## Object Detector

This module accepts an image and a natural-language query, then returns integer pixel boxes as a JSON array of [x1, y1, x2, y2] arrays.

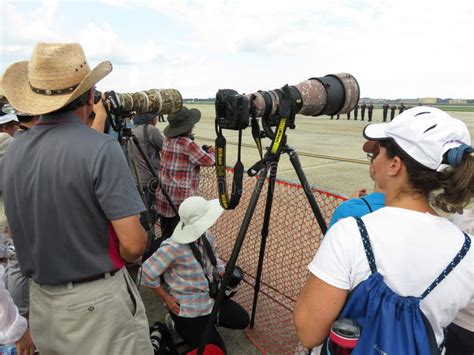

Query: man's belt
[[72, 269, 119, 285]]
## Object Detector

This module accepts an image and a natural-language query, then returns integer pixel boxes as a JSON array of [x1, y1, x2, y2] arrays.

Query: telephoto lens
[[96, 88, 183, 117], [249, 73, 359, 118], [112, 89, 183, 115]]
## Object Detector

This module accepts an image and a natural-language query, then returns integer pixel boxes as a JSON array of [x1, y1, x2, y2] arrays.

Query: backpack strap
[[420, 232, 471, 299], [355, 217, 377, 274], [360, 197, 373, 213], [143, 124, 153, 161]]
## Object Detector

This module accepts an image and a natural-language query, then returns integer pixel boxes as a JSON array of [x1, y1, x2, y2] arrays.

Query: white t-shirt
[[309, 207, 474, 346], [0, 263, 27, 344], [452, 210, 474, 331]]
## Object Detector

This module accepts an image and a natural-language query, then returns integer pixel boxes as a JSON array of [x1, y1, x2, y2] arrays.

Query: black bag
[[150, 321, 178, 355]]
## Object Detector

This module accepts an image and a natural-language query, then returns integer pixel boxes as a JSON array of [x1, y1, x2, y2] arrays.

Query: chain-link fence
[[199, 167, 346, 354]]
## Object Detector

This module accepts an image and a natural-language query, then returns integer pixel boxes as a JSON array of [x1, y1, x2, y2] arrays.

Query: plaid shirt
[[156, 137, 214, 217], [141, 232, 225, 317]]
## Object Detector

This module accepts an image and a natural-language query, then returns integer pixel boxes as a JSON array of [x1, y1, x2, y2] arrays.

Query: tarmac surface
[[166, 105, 474, 198], [143, 106, 474, 354]]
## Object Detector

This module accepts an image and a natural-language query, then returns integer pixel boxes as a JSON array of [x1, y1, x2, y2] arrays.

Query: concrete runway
[[158, 105, 474, 198]]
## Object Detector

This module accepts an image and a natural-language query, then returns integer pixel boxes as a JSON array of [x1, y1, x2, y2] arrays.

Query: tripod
[[198, 99, 328, 353]]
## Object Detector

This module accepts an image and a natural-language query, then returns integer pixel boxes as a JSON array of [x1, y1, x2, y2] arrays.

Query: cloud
[[1, 1, 64, 50], [97, 0, 133, 10], [1, 0, 473, 98]]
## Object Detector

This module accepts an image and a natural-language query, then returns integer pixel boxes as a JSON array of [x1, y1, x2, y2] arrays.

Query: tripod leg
[[197, 160, 272, 354], [287, 149, 328, 235], [250, 160, 278, 328]]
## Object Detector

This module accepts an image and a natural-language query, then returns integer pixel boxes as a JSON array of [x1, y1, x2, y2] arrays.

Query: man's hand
[[91, 93, 108, 133], [15, 329, 35, 355], [93, 93, 107, 118], [206, 146, 215, 154], [163, 294, 181, 315]]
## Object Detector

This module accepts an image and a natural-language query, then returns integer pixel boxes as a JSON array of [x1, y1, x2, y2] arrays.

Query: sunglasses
[[366, 152, 379, 161]]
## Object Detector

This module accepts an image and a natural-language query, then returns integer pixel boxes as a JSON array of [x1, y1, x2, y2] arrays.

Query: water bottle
[[328, 318, 361, 354]]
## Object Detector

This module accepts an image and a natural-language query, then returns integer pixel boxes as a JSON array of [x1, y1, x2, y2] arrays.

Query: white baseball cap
[[363, 106, 471, 172], [0, 113, 19, 125]]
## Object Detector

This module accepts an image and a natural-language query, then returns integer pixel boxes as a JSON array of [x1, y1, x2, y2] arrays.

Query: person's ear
[[387, 156, 403, 177]]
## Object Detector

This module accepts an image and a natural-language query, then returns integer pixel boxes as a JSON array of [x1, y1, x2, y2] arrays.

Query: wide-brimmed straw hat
[[164, 106, 201, 138], [171, 197, 224, 244], [1, 43, 112, 116]]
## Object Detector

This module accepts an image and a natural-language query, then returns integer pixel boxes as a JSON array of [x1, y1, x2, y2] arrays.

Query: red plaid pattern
[[156, 137, 215, 217]]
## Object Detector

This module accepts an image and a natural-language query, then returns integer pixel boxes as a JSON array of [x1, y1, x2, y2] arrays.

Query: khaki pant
[[30, 268, 153, 355]]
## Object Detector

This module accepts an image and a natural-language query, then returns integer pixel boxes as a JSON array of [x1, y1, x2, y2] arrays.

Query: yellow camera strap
[[215, 123, 244, 210]]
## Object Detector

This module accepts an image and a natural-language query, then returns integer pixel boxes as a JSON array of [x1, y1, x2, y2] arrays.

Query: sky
[[1, 0, 473, 99]]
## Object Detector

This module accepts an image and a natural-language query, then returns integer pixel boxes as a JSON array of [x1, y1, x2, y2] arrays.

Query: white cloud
[[1, 0, 473, 98], [1, 1, 64, 45]]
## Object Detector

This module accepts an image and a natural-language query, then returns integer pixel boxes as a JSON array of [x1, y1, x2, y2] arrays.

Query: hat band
[[29, 82, 80, 96]]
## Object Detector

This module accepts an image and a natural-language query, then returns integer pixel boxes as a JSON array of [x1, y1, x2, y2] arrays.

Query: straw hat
[[1, 43, 112, 116], [171, 197, 224, 244]]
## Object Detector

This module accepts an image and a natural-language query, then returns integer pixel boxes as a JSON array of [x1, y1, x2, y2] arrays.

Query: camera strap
[[215, 123, 244, 210], [268, 87, 293, 156], [251, 116, 263, 159], [143, 124, 153, 161], [188, 234, 219, 288]]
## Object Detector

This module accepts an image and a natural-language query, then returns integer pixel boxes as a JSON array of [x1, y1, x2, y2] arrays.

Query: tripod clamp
[[247, 85, 296, 176]]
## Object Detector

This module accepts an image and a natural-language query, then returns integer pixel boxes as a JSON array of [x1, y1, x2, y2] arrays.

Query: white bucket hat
[[363, 106, 471, 172], [171, 197, 224, 244], [0, 113, 19, 125]]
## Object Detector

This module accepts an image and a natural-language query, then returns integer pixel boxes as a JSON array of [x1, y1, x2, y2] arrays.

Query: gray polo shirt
[[2, 112, 145, 284]]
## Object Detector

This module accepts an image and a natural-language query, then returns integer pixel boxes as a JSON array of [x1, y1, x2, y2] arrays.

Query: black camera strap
[[250, 115, 263, 159], [215, 122, 244, 210], [188, 234, 219, 288], [143, 124, 153, 161]]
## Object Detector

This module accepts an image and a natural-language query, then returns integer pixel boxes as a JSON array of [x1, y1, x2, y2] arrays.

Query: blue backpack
[[322, 217, 471, 355]]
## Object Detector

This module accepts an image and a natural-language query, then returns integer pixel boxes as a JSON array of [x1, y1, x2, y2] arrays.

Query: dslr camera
[[209, 265, 244, 299], [215, 73, 359, 131]]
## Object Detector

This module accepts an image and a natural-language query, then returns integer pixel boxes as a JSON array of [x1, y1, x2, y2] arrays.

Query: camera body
[[215, 89, 250, 130], [208, 265, 244, 299]]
